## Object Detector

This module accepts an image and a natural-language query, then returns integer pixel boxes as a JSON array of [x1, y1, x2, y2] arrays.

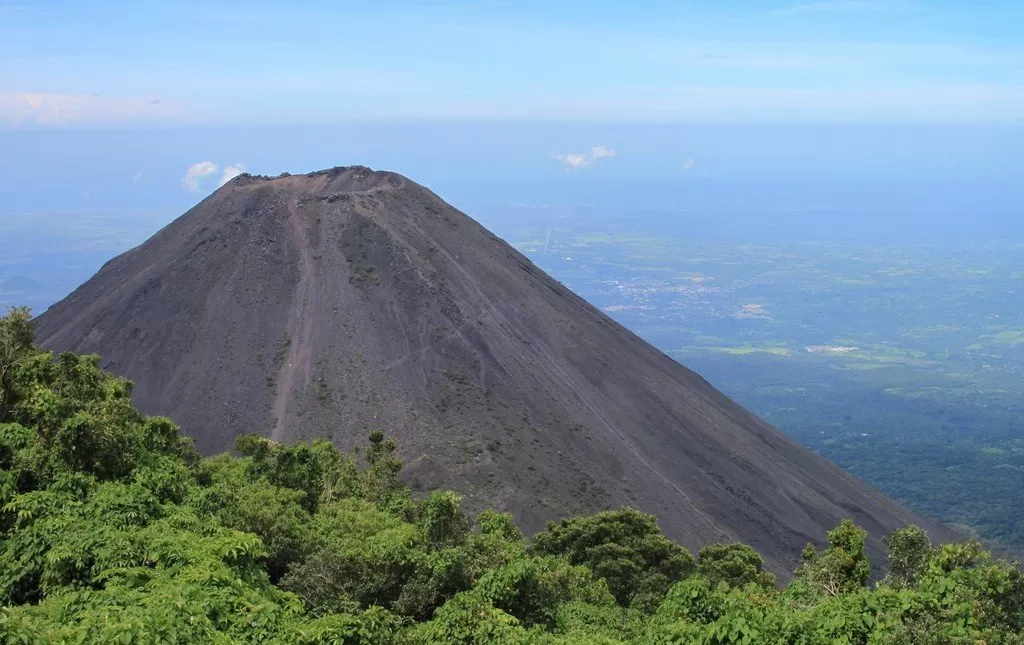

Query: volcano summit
[[36, 166, 952, 573]]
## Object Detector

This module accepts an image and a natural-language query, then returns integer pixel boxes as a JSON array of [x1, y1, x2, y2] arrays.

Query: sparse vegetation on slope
[[2, 307, 1022, 643]]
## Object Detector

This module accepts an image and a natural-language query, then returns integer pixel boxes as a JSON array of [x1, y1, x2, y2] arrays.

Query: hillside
[[35, 165, 954, 574], [1, 312, 1021, 642]]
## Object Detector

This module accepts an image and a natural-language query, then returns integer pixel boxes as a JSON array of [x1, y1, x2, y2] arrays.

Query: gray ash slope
[[37, 166, 954, 574]]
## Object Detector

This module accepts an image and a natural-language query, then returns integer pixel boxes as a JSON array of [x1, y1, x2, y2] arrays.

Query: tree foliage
[[531, 507, 695, 610], [793, 519, 872, 598], [1, 307, 1022, 643], [697, 542, 776, 591]]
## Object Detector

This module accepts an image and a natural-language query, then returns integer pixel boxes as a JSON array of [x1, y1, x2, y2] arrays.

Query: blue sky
[[3, 0, 1023, 126], [1, 1, 1021, 220]]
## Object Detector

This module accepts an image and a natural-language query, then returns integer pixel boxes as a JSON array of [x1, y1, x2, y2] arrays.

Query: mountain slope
[[36, 166, 954, 574]]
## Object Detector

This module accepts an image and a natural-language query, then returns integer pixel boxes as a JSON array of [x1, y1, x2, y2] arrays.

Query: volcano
[[36, 166, 953, 573]]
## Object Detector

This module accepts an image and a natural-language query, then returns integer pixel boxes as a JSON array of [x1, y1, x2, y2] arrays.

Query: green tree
[[531, 508, 695, 609], [188, 454, 313, 581], [363, 429, 408, 513], [406, 592, 524, 644], [417, 490, 471, 549], [794, 519, 871, 597], [0, 307, 34, 417], [883, 524, 934, 588], [235, 434, 362, 513], [280, 497, 420, 614], [473, 555, 617, 629], [697, 542, 777, 590]]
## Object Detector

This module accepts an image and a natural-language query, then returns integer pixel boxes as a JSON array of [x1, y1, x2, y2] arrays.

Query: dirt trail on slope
[[271, 204, 317, 441]]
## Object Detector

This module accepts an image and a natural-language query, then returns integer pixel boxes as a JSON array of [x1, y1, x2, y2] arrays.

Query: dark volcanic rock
[[36, 165, 954, 575]]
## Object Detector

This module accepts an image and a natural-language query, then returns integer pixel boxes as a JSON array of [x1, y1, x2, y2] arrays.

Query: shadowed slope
[[36, 166, 955, 575]]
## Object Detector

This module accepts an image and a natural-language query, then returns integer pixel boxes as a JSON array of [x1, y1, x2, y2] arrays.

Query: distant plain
[[490, 209, 1024, 547]]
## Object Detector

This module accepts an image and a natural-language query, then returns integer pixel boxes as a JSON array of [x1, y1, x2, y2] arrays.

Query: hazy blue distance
[[3, 122, 1022, 244]]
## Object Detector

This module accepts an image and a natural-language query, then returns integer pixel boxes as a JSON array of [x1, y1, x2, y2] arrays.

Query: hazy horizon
[[3, 122, 1022, 242], [6, 1, 1020, 247]]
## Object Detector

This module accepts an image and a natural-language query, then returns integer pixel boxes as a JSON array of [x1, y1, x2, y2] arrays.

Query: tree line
[[1, 307, 1022, 643]]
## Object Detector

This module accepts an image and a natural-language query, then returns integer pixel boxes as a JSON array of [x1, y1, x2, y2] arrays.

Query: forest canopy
[[1, 306, 1022, 643]]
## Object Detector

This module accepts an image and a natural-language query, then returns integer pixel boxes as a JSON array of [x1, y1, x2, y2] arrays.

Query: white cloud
[[132, 170, 145, 183], [682, 158, 696, 173], [0, 92, 184, 127], [556, 153, 590, 170], [555, 145, 617, 171], [181, 161, 218, 192], [220, 164, 246, 186]]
